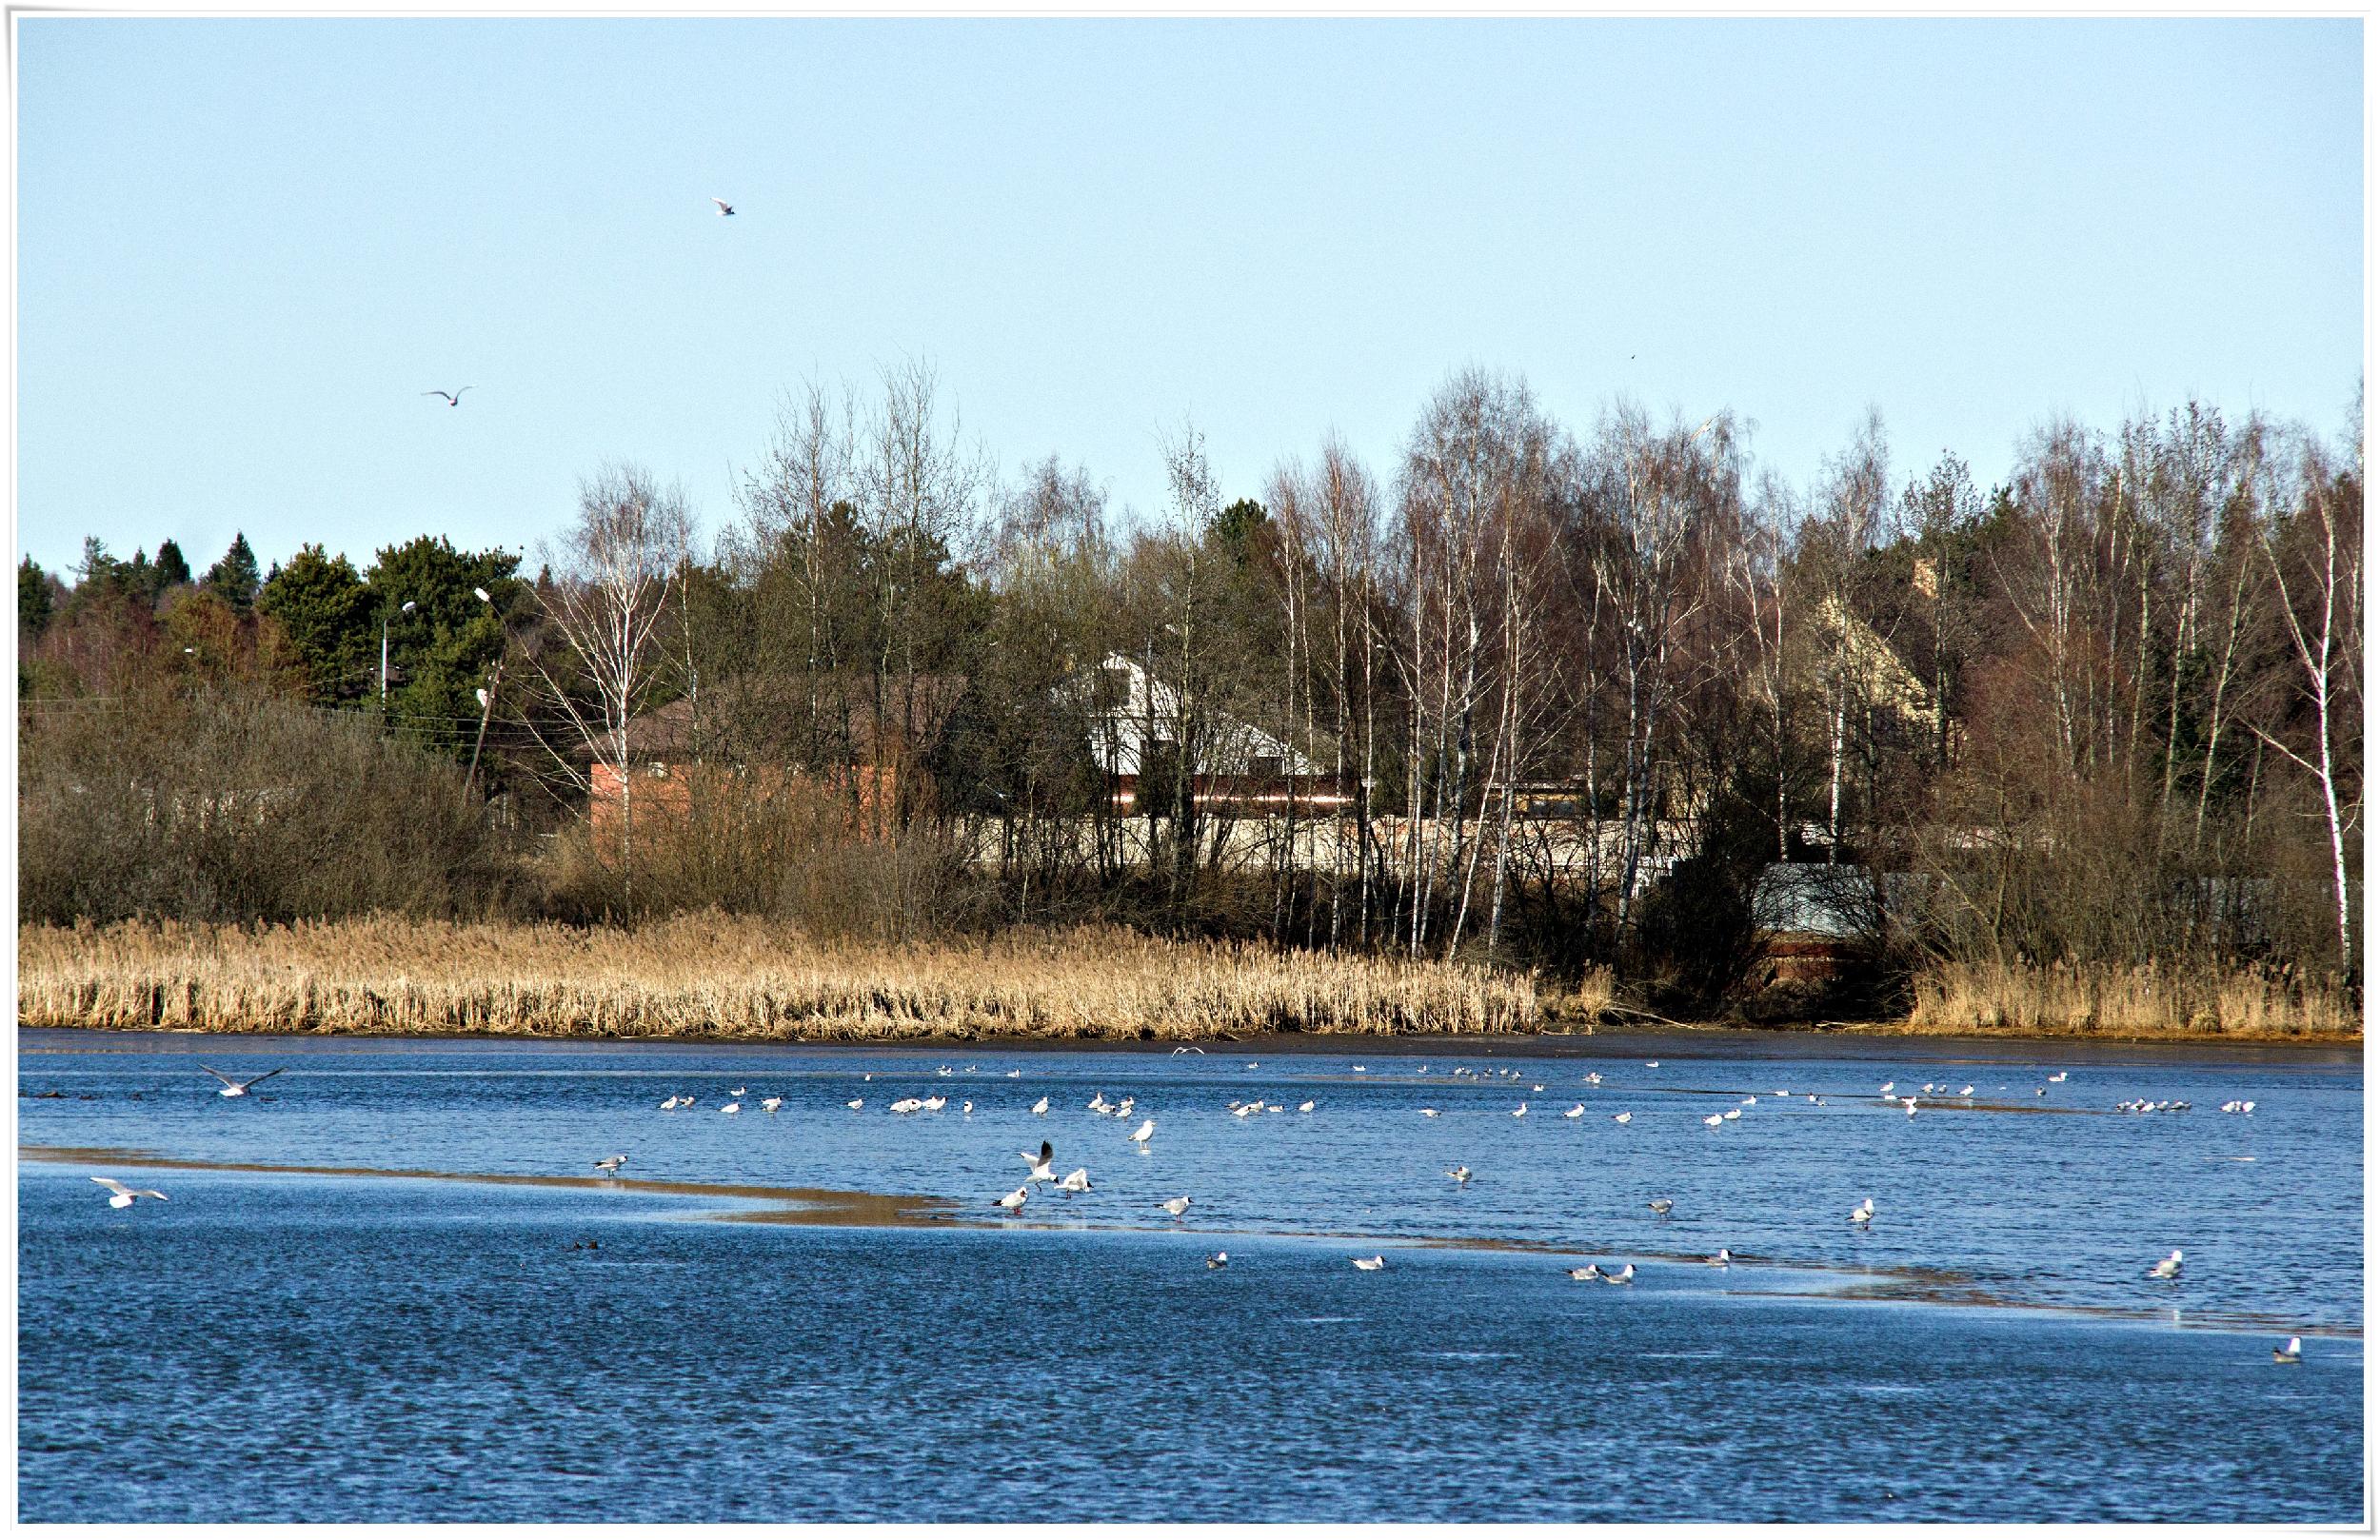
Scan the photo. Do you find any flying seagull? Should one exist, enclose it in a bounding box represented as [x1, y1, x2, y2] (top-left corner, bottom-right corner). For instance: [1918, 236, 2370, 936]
[593, 1155, 626, 1175]
[200, 1065, 283, 1098]
[1021, 1141, 1056, 1183]
[712, 197, 735, 216]
[90, 1177, 168, 1210]
[422, 387, 472, 406]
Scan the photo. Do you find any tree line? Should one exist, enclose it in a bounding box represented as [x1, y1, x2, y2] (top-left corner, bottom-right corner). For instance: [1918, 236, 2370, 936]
[20, 365, 2360, 1016]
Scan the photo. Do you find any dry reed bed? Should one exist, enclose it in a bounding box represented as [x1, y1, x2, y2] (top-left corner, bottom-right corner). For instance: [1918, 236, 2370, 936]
[18, 916, 1543, 1041]
[1907, 959, 2359, 1039]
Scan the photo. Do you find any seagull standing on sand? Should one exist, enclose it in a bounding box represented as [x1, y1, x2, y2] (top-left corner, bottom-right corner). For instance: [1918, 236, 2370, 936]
[2150, 1249, 2183, 1280]
[1352, 1255, 1385, 1272]
[90, 1177, 168, 1210]
[201, 1065, 284, 1098]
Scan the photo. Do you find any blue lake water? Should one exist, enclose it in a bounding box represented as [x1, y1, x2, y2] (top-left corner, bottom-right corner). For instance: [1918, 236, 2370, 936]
[17, 1026, 2365, 1522]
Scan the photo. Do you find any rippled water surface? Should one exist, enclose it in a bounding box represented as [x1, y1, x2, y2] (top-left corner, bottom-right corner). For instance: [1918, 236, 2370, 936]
[18, 1027, 2364, 1522]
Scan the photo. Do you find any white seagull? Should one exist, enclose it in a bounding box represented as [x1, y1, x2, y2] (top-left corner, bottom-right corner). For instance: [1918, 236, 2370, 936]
[2274, 1336, 2302, 1364]
[762, 1097, 783, 1114]
[1564, 1104, 1585, 1118]
[845, 1098, 863, 1111]
[721, 1101, 742, 1116]
[1021, 1141, 1056, 1183]
[994, 1184, 1029, 1212]
[712, 197, 735, 216]
[1613, 1112, 1632, 1124]
[1602, 1263, 1636, 1285]
[91, 1177, 167, 1210]
[421, 387, 472, 407]
[1299, 1100, 1316, 1114]
[1723, 1108, 1742, 1121]
[1708, 1249, 1732, 1267]
[2149, 1249, 2183, 1280]
[1056, 1168, 1092, 1194]
[1879, 1081, 1895, 1096]
[1849, 1197, 1875, 1225]
[593, 1155, 627, 1175]
[1704, 1114, 1725, 1128]
[1031, 1096, 1049, 1116]
[1352, 1254, 1385, 1272]
[1420, 1108, 1441, 1117]
[1128, 1119, 1155, 1147]
[2048, 1071, 2068, 1083]
[1513, 1103, 1528, 1118]
[1447, 1165, 1472, 1185]
[1567, 1264, 1602, 1281]
[201, 1065, 284, 1098]
[660, 1095, 684, 1111]
[1647, 1198, 1674, 1219]
[1158, 1195, 1193, 1219]
[1206, 1250, 1228, 1268]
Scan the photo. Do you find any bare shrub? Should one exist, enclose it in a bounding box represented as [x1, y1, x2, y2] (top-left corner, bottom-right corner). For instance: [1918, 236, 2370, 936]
[19, 685, 506, 924]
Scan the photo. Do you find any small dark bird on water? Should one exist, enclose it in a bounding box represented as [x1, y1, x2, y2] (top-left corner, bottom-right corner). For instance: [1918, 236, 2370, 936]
[423, 388, 472, 406]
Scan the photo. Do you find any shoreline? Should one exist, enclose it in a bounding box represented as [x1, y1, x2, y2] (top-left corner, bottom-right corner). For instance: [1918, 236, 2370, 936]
[21, 1020, 2361, 1064]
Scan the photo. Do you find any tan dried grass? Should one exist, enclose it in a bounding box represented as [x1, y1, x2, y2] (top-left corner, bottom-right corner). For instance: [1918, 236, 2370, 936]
[17, 915, 1542, 1041]
[1907, 958, 2359, 1040]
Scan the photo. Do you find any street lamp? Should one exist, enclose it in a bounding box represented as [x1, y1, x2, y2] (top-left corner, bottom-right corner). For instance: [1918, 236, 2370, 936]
[380, 601, 416, 704]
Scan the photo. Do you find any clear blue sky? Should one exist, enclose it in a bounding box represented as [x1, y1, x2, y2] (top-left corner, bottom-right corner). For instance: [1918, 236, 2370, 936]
[16, 16, 2363, 582]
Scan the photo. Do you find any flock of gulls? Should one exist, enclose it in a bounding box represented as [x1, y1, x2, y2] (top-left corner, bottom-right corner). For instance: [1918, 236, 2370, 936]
[79, 1050, 2311, 1361]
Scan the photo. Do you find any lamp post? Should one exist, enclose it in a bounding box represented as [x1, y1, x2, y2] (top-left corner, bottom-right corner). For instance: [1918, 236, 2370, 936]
[380, 600, 416, 704]
[465, 588, 505, 805]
